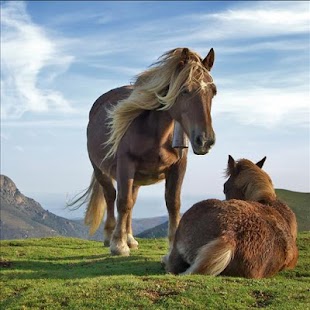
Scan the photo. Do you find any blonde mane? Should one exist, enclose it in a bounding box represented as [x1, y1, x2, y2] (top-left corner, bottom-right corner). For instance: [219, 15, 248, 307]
[104, 48, 213, 159]
[228, 159, 276, 202]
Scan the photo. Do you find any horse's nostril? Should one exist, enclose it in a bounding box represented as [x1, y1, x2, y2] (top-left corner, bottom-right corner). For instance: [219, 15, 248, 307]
[195, 135, 204, 147]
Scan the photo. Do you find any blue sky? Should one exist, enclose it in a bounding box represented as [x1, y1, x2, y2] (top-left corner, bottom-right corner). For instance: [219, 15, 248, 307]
[1, 1, 309, 218]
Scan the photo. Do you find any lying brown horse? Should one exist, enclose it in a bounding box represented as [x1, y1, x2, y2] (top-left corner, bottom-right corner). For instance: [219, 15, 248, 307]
[165, 156, 298, 278]
[72, 48, 217, 256]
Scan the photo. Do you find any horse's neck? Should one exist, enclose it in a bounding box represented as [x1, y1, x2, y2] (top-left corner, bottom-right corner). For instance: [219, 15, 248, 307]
[142, 110, 174, 140]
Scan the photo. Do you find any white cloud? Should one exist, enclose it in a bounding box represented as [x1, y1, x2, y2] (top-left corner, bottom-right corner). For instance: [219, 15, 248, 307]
[217, 39, 308, 55]
[214, 87, 309, 128]
[0, 1, 74, 120]
[187, 1, 309, 42]
[2, 0, 308, 131]
[212, 4, 308, 31]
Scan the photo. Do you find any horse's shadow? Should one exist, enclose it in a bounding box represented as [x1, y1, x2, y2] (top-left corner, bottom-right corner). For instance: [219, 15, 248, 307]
[2, 254, 166, 280]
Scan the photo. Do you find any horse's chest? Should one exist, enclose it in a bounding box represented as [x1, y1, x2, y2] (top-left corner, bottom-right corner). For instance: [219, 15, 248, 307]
[133, 147, 179, 186]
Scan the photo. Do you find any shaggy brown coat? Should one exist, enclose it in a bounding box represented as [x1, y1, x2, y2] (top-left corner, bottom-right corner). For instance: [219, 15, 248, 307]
[165, 156, 298, 278]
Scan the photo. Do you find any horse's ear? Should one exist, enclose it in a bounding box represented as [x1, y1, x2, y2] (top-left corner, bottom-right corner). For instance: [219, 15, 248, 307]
[181, 48, 190, 61]
[202, 48, 215, 71]
[228, 155, 236, 175]
[178, 48, 190, 69]
[179, 48, 190, 67]
[256, 156, 267, 169]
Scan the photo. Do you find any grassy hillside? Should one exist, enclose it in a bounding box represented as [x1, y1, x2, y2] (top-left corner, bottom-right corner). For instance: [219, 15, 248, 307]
[138, 189, 309, 238]
[276, 189, 310, 231]
[1, 234, 309, 309]
[137, 221, 168, 238]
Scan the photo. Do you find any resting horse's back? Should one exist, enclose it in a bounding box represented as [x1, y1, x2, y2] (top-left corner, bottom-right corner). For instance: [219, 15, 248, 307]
[172, 199, 298, 277]
[87, 86, 133, 175]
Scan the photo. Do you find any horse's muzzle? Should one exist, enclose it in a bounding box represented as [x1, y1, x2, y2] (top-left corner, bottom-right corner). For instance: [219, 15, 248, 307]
[191, 133, 215, 155]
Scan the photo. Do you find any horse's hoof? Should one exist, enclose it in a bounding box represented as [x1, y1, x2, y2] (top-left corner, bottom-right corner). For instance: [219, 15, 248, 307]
[127, 234, 139, 250]
[128, 242, 139, 250]
[110, 243, 130, 256]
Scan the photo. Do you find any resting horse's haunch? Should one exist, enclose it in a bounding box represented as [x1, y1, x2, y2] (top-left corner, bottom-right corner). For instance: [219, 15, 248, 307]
[164, 156, 298, 278]
[69, 47, 217, 256]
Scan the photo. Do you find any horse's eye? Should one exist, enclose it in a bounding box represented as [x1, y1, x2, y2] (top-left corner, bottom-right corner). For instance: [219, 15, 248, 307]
[181, 89, 189, 96]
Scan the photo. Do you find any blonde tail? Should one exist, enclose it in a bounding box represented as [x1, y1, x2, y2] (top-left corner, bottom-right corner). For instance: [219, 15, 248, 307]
[84, 174, 107, 235]
[182, 237, 235, 276]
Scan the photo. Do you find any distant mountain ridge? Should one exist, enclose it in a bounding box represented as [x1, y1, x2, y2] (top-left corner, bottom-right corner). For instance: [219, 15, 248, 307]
[0, 175, 89, 240]
[0, 175, 167, 240]
[1, 175, 308, 241]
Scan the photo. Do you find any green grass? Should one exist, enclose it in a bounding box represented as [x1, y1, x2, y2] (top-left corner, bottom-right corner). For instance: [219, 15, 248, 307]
[1, 234, 309, 310]
[276, 189, 310, 231]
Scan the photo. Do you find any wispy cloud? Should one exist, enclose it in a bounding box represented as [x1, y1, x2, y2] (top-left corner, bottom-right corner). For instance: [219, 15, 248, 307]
[70, 1, 309, 65]
[180, 1, 310, 44]
[87, 63, 142, 77]
[207, 2, 309, 38]
[1, 1, 308, 130]
[0, 1, 74, 120]
[214, 87, 309, 128]
[47, 10, 113, 27]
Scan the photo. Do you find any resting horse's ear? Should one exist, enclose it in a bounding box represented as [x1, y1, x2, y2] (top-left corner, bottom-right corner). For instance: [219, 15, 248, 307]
[202, 48, 215, 71]
[228, 155, 236, 175]
[256, 156, 267, 169]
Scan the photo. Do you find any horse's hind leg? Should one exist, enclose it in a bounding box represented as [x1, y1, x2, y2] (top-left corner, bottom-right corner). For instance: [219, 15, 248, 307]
[93, 167, 116, 246]
[102, 177, 116, 247]
[126, 185, 140, 249]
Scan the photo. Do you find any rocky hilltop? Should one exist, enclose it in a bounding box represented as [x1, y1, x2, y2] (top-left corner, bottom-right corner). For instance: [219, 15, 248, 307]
[0, 175, 168, 240]
[0, 175, 88, 240]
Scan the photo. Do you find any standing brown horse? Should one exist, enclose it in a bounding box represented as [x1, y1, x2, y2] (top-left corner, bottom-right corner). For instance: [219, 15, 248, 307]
[73, 48, 217, 256]
[165, 156, 298, 278]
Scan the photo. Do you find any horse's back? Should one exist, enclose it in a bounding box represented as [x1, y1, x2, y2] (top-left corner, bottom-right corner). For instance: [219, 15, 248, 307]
[179, 198, 292, 234]
[89, 85, 133, 119]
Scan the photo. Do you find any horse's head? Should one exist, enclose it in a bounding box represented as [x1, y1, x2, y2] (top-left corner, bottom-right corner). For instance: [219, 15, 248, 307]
[224, 155, 276, 202]
[167, 48, 216, 155]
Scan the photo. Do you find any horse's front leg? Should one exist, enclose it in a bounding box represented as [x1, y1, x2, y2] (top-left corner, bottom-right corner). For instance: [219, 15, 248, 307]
[164, 155, 187, 261]
[110, 159, 135, 256]
[127, 185, 140, 249]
